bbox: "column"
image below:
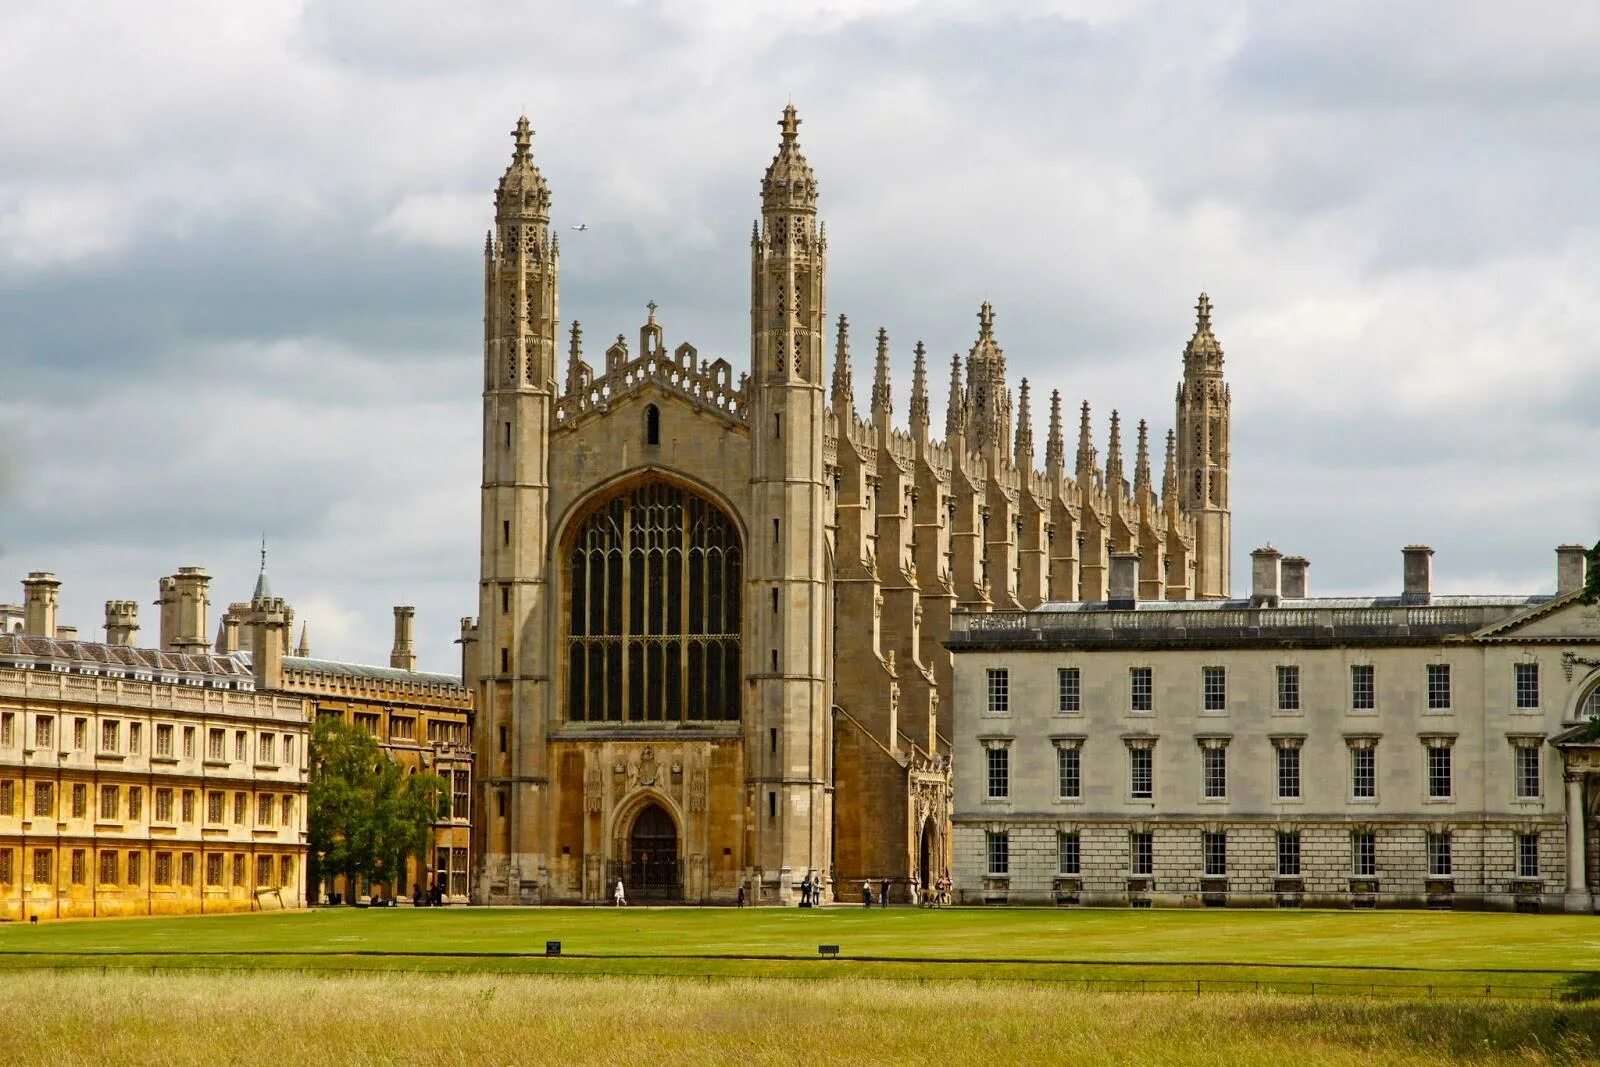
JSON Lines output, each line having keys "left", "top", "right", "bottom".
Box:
{"left": 1567, "top": 771, "right": 1590, "bottom": 910}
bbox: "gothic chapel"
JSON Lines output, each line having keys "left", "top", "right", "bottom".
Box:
{"left": 465, "top": 108, "right": 1232, "bottom": 904}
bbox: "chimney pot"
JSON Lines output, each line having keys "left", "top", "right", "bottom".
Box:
{"left": 391, "top": 605, "right": 418, "bottom": 671}
{"left": 1250, "top": 546, "right": 1282, "bottom": 608}
{"left": 21, "top": 572, "right": 61, "bottom": 638}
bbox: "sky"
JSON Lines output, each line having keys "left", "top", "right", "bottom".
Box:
{"left": 1, "top": 1, "right": 1597, "bottom": 673}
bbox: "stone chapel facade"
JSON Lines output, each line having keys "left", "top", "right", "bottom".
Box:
{"left": 465, "top": 108, "right": 1232, "bottom": 904}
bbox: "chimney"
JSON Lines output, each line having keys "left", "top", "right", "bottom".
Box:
{"left": 390, "top": 605, "right": 417, "bottom": 671}
{"left": 1108, "top": 553, "right": 1140, "bottom": 609}
{"left": 21, "top": 572, "right": 60, "bottom": 638}
{"left": 105, "top": 600, "right": 140, "bottom": 647}
{"left": 1556, "top": 544, "right": 1588, "bottom": 596}
{"left": 1250, "top": 547, "right": 1282, "bottom": 608}
{"left": 1280, "top": 556, "right": 1309, "bottom": 599}
{"left": 1402, "top": 545, "right": 1433, "bottom": 604}
{"left": 458, "top": 616, "right": 480, "bottom": 691}
{"left": 54, "top": 625, "right": 78, "bottom": 641}
{"left": 246, "top": 597, "right": 287, "bottom": 690}
{"left": 216, "top": 608, "right": 243, "bottom": 654}
{"left": 157, "top": 567, "right": 212, "bottom": 654}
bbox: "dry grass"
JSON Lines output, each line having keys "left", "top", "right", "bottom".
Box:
{"left": 5, "top": 971, "right": 1598, "bottom": 1066}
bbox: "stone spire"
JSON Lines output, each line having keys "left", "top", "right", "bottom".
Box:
{"left": 1184, "top": 291, "right": 1225, "bottom": 376}
{"left": 1045, "top": 389, "right": 1065, "bottom": 476}
{"left": 908, "top": 341, "right": 930, "bottom": 433}
{"left": 1075, "top": 402, "right": 1095, "bottom": 478}
{"left": 1162, "top": 428, "right": 1178, "bottom": 501}
{"left": 870, "top": 327, "right": 892, "bottom": 423}
{"left": 1014, "top": 378, "right": 1035, "bottom": 468}
{"left": 252, "top": 537, "right": 272, "bottom": 602}
{"left": 831, "top": 314, "right": 853, "bottom": 415}
{"left": 1134, "top": 419, "right": 1152, "bottom": 498}
{"left": 495, "top": 115, "right": 551, "bottom": 224}
{"left": 565, "top": 320, "right": 585, "bottom": 394}
{"left": 1105, "top": 410, "right": 1125, "bottom": 494}
{"left": 761, "top": 104, "right": 818, "bottom": 214}
{"left": 964, "top": 301, "right": 1011, "bottom": 455}
{"left": 295, "top": 621, "right": 310, "bottom": 658}
{"left": 944, "top": 353, "right": 966, "bottom": 440}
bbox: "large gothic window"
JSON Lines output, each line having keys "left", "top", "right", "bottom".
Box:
{"left": 566, "top": 482, "right": 742, "bottom": 723}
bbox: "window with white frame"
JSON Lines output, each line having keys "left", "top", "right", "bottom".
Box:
{"left": 1058, "top": 831, "right": 1080, "bottom": 876}
{"left": 986, "top": 746, "right": 1010, "bottom": 800}
{"left": 1056, "top": 742, "right": 1081, "bottom": 800}
{"left": 1057, "top": 667, "right": 1081, "bottom": 713}
{"left": 1517, "top": 833, "right": 1539, "bottom": 879}
{"left": 1350, "top": 741, "right": 1377, "bottom": 799}
{"left": 986, "top": 831, "right": 1009, "bottom": 876}
{"left": 1275, "top": 740, "right": 1302, "bottom": 799}
{"left": 1426, "top": 664, "right": 1451, "bottom": 710}
{"left": 1585, "top": 687, "right": 1600, "bottom": 719}
{"left": 1350, "top": 664, "right": 1375, "bottom": 711}
{"left": 1427, "top": 831, "right": 1452, "bottom": 876}
{"left": 1202, "top": 831, "right": 1227, "bottom": 876}
{"left": 1426, "top": 739, "right": 1454, "bottom": 799}
{"left": 1129, "top": 667, "right": 1153, "bottom": 712}
{"left": 1201, "top": 741, "right": 1227, "bottom": 799}
{"left": 1276, "top": 666, "right": 1300, "bottom": 712}
{"left": 1514, "top": 742, "right": 1541, "bottom": 799}
{"left": 1352, "top": 830, "right": 1376, "bottom": 877}
{"left": 1128, "top": 743, "right": 1154, "bottom": 799}
{"left": 1130, "top": 831, "right": 1153, "bottom": 876}
{"left": 1277, "top": 830, "right": 1301, "bottom": 877}
{"left": 1202, "top": 666, "right": 1226, "bottom": 712}
{"left": 986, "top": 669, "right": 1009, "bottom": 714}
{"left": 1514, "top": 663, "right": 1539, "bottom": 710}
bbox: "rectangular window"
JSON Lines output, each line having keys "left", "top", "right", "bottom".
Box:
{"left": 1276, "top": 745, "right": 1301, "bottom": 799}
{"left": 1352, "top": 831, "right": 1376, "bottom": 877}
{"left": 233, "top": 853, "right": 246, "bottom": 887}
{"left": 1203, "top": 831, "right": 1227, "bottom": 877}
{"left": 1515, "top": 746, "right": 1541, "bottom": 799}
{"left": 281, "top": 795, "right": 293, "bottom": 826}
{"left": 1517, "top": 833, "right": 1539, "bottom": 879}
{"left": 1131, "top": 831, "right": 1153, "bottom": 876}
{"left": 1352, "top": 746, "right": 1376, "bottom": 799}
{"left": 0, "top": 849, "right": 10, "bottom": 884}
{"left": 1426, "top": 664, "right": 1451, "bottom": 710}
{"left": 258, "top": 732, "right": 275, "bottom": 763}
{"left": 71, "top": 783, "right": 87, "bottom": 818}
{"left": 1057, "top": 668, "right": 1081, "bottom": 713}
{"left": 100, "top": 784, "right": 118, "bottom": 821}
{"left": 33, "top": 782, "right": 53, "bottom": 818}
{"left": 282, "top": 735, "right": 294, "bottom": 764}
{"left": 208, "top": 728, "right": 226, "bottom": 761}
{"left": 1058, "top": 831, "right": 1081, "bottom": 876}
{"left": 1202, "top": 746, "right": 1227, "bottom": 799}
{"left": 35, "top": 714, "right": 54, "bottom": 749}
{"left": 452, "top": 770, "right": 470, "bottom": 820}
{"left": 155, "top": 723, "right": 173, "bottom": 757}
{"left": 206, "top": 852, "right": 224, "bottom": 886}
{"left": 127, "top": 787, "right": 142, "bottom": 821}
{"left": 234, "top": 792, "right": 247, "bottom": 825}
{"left": 70, "top": 848, "right": 86, "bottom": 885}
{"left": 986, "top": 831, "right": 1009, "bottom": 876}
{"left": 207, "top": 791, "right": 224, "bottom": 824}
{"left": 127, "top": 851, "right": 142, "bottom": 886}
{"left": 986, "top": 747, "right": 1010, "bottom": 799}
{"left": 450, "top": 848, "right": 469, "bottom": 898}
{"left": 73, "top": 718, "right": 87, "bottom": 750}
{"left": 1202, "top": 666, "right": 1226, "bottom": 712}
{"left": 154, "top": 851, "right": 172, "bottom": 886}
{"left": 1129, "top": 667, "right": 1153, "bottom": 712}
{"left": 0, "top": 780, "right": 12, "bottom": 817}
{"left": 180, "top": 852, "right": 195, "bottom": 887}
{"left": 986, "top": 669, "right": 1009, "bottom": 714}
{"left": 0, "top": 711, "right": 11, "bottom": 747}
{"left": 280, "top": 855, "right": 293, "bottom": 888}
{"left": 128, "top": 722, "right": 141, "bottom": 754}
{"left": 1276, "top": 666, "right": 1300, "bottom": 711}
{"left": 1428, "top": 745, "right": 1453, "bottom": 799}
{"left": 154, "top": 788, "right": 173, "bottom": 823}
{"left": 235, "top": 731, "right": 247, "bottom": 761}
{"left": 1057, "top": 746, "right": 1081, "bottom": 800}
{"left": 391, "top": 717, "right": 415, "bottom": 742}
{"left": 1350, "top": 664, "right": 1375, "bottom": 711}
{"left": 1277, "top": 831, "right": 1301, "bottom": 877}
{"left": 258, "top": 793, "right": 274, "bottom": 826}
{"left": 180, "top": 789, "right": 195, "bottom": 823}
{"left": 33, "top": 848, "right": 53, "bottom": 885}
{"left": 182, "top": 726, "right": 196, "bottom": 759}
{"left": 1130, "top": 747, "right": 1153, "bottom": 799}
{"left": 102, "top": 719, "right": 121, "bottom": 753}
{"left": 1428, "top": 831, "right": 1452, "bottom": 877}
{"left": 98, "top": 850, "right": 118, "bottom": 885}
{"left": 1514, "top": 663, "right": 1539, "bottom": 709}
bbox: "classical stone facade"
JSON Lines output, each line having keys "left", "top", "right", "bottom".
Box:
{"left": 468, "top": 109, "right": 1231, "bottom": 904}
{"left": 0, "top": 572, "right": 309, "bottom": 920}
{"left": 950, "top": 544, "right": 1600, "bottom": 911}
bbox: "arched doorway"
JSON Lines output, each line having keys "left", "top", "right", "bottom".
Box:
{"left": 627, "top": 803, "right": 681, "bottom": 901}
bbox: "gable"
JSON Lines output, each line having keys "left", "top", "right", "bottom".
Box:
{"left": 1474, "top": 593, "right": 1600, "bottom": 642}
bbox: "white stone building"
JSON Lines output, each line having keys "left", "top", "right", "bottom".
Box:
{"left": 949, "top": 544, "right": 1600, "bottom": 911}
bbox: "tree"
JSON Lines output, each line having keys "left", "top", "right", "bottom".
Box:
{"left": 1582, "top": 538, "right": 1600, "bottom": 606}
{"left": 307, "top": 715, "right": 449, "bottom": 903}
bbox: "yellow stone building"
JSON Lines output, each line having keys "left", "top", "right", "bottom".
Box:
{"left": 467, "top": 108, "right": 1231, "bottom": 904}
{"left": 0, "top": 571, "right": 309, "bottom": 920}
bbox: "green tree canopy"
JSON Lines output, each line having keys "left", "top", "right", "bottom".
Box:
{"left": 1582, "top": 538, "right": 1600, "bottom": 605}
{"left": 308, "top": 715, "right": 449, "bottom": 901}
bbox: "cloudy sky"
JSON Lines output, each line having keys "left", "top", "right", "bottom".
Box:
{"left": 2, "top": 1, "right": 1597, "bottom": 672}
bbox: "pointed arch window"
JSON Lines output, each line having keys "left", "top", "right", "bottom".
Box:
{"left": 645, "top": 405, "right": 661, "bottom": 446}
{"left": 566, "top": 482, "right": 742, "bottom": 723}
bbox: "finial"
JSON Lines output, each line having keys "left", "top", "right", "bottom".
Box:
{"left": 511, "top": 116, "right": 533, "bottom": 164}
{"left": 909, "top": 341, "right": 929, "bottom": 429}
{"left": 259, "top": 535, "right": 267, "bottom": 577}
{"left": 484, "top": 230, "right": 494, "bottom": 256}
{"left": 1075, "top": 401, "right": 1095, "bottom": 477}
{"left": 831, "top": 314, "right": 853, "bottom": 413}
{"left": 779, "top": 104, "right": 800, "bottom": 143}
{"left": 871, "top": 327, "right": 892, "bottom": 419}
{"left": 1197, "top": 291, "right": 1212, "bottom": 330}
{"left": 1045, "top": 389, "right": 1064, "bottom": 472}
{"left": 1162, "top": 427, "right": 1178, "bottom": 499}
{"left": 944, "top": 352, "right": 965, "bottom": 439}
{"left": 1134, "top": 418, "right": 1152, "bottom": 497}
{"left": 977, "top": 301, "right": 995, "bottom": 339}
{"left": 1014, "top": 378, "right": 1034, "bottom": 462}
{"left": 646, "top": 300, "right": 658, "bottom": 324}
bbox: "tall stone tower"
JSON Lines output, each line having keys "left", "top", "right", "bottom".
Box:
{"left": 476, "top": 116, "right": 559, "bottom": 898}
{"left": 746, "top": 105, "right": 833, "bottom": 896}
{"left": 1175, "top": 292, "right": 1231, "bottom": 599}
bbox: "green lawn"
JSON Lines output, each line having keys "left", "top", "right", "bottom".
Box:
{"left": 2, "top": 906, "right": 1597, "bottom": 998}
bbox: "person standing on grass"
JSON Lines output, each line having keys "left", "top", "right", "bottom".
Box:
{"left": 880, "top": 877, "right": 890, "bottom": 907}
{"left": 863, "top": 881, "right": 873, "bottom": 907}
{"left": 737, "top": 884, "right": 746, "bottom": 908}
{"left": 614, "top": 878, "right": 627, "bottom": 906}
